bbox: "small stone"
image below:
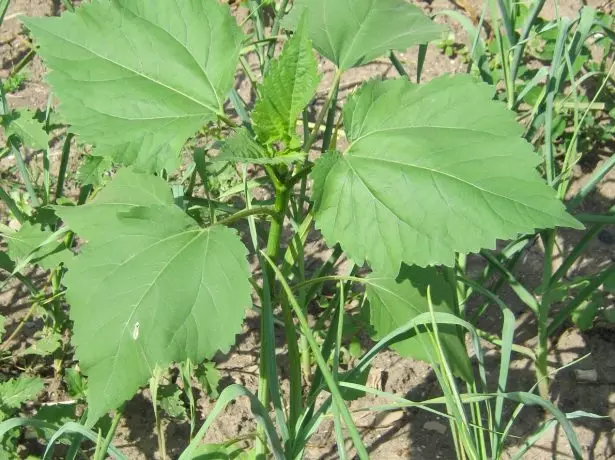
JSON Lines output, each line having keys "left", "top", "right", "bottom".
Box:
{"left": 574, "top": 369, "right": 598, "bottom": 382}
{"left": 377, "top": 411, "right": 404, "bottom": 427}
{"left": 423, "top": 420, "right": 447, "bottom": 434}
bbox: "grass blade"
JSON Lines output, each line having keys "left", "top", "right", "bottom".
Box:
{"left": 179, "top": 384, "right": 284, "bottom": 460}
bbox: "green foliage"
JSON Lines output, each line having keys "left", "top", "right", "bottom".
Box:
{"left": 252, "top": 15, "right": 320, "bottom": 146}
{"left": 284, "top": 0, "right": 446, "bottom": 70}
{"left": 366, "top": 265, "right": 473, "bottom": 382}
{"left": 3, "top": 0, "right": 610, "bottom": 458}
{"left": 217, "top": 128, "right": 305, "bottom": 165}
{"left": 312, "top": 76, "right": 581, "bottom": 273}
{"left": 5, "top": 221, "right": 70, "bottom": 270}
{"left": 24, "top": 0, "right": 244, "bottom": 173}
{"left": 192, "top": 442, "right": 253, "bottom": 460}
{"left": 1, "top": 109, "right": 48, "bottom": 151}
{"left": 77, "top": 155, "right": 112, "bottom": 186}
{"left": 0, "top": 377, "right": 44, "bottom": 419}
{"left": 18, "top": 331, "right": 62, "bottom": 357}
{"left": 55, "top": 169, "right": 251, "bottom": 423}
{"left": 158, "top": 384, "right": 187, "bottom": 419}
{"left": 2, "top": 72, "right": 27, "bottom": 94}
{"left": 195, "top": 362, "right": 221, "bottom": 399}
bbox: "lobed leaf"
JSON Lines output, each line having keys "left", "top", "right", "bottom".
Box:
{"left": 366, "top": 265, "right": 473, "bottom": 382}
{"left": 252, "top": 15, "right": 320, "bottom": 145}
{"left": 76, "top": 155, "right": 112, "bottom": 187}
{"left": 0, "top": 377, "right": 44, "bottom": 410}
{"left": 216, "top": 128, "right": 305, "bottom": 165}
{"left": 5, "top": 221, "right": 71, "bottom": 270}
{"left": 1, "top": 109, "right": 48, "bottom": 151}
{"left": 24, "top": 0, "right": 244, "bottom": 173}
{"left": 312, "top": 76, "right": 582, "bottom": 273}
{"left": 56, "top": 169, "right": 251, "bottom": 423}
{"left": 284, "top": 0, "right": 446, "bottom": 70}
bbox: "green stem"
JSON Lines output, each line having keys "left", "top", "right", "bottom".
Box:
{"left": 55, "top": 133, "right": 74, "bottom": 201}
{"left": 389, "top": 51, "right": 408, "bottom": 78}
{"left": 262, "top": 253, "right": 369, "bottom": 459}
{"left": 510, "top": 0, "right": 546, "bottom": 87}
{"left": 0, "top": 302, "right": 38, "bottom": 350}
{"left": 536, "top": 231, "right": 555, "bottom": 400}
{"left": 215, "top": 206, "right": 278, "bottom": 227}
{"left": 0, "top": 183, "right": 26, "bottom": 224}
{"left": 266, "top": 0, "right": 290, "bottom": 64}
{"left": 321, "top": 77, "right": 340, "bottom": 153}
{"left": 257, "top": 181, "right": 291, "bottom": 458}
{"left": 548, "top": 264, "right": 615, "bottom": 336}
{"left": 304, "top": 70, "right": 342, "bottom": 152}
{"left": 10, "top": 141, "right": 40, "bottom": 208}
{"left": 94, "top": 408, "right": 123, "bottom": 460}
{"left": 569, "top": 154, "right": 615, "bottom": 209}
{"left": 293, "top": 275, "right": 366, "bottom": 292}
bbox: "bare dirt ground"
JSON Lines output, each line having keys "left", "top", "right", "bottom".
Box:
{"left": 1, "top": 0, "right": 614, "bottom": 459}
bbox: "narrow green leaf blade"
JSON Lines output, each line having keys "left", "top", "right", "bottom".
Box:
{"left": 312, "top": 76, "right": 582, "bottom": 273}
{"left": 56, "top": 169, "right": 251, "bottom": 423}
{"left": 1, "top": 109, "right": 48, "bottom": 151}
{"left": 284, "top": 0, "right": 446, "bottom": 70}
{"left": 366, "top": 265, "right": 473, "bottom": 382}
{"left": 24, "top": 0, "right": 244, "bottom": 173}
{"left": 252, "top": 15, "right": 320, "bottom": 144}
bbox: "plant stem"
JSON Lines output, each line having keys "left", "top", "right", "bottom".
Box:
{"left": 55, "top": 133, "right": 74, "bottom": 201}
{"left": 0, "top": 302, "right": 39, "bottom": 350}
{"left": 10, "top": 141, "right": 40, "bottom": 209}
{"left": 266, "top": 0, "right": 290, "bottom": 64}
{"left": 536, "top": 231, "right": 555, "bottom": 400}
{"left": 0, "top": 183, "right": 26, "bottom": 224}
{"left": 304, "top": 70, "right": 342, "bottom": 152}
{"left": 257, "top": 180, "right": 291, "bottom": 458}
{"left": 215, "top": 206, "right": 278, "bottom": 227}
{"left": 94, "top": 408, "right": 123, "bottom": 460}
{"left": 510, "top": 0, "right": 546, "bottom": 87}
{"left": 389, "top": 51, "right": 408, "bottom": 78}
{"left": 262, "top": 253, "right": 369, "bottom": 459}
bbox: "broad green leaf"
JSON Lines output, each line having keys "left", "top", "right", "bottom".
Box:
{"left": 158, "top": 384, "right": 187, "bottom": 419}
{"left": 366, "top": 265, "right": 473, "bottom": 382}
{"left": 252, "top": 15, "right": 320, "bottom": 144}
{"left": 0, "top": 315, "right": 4, "bottom": 337}
{"left": 216, "top": 128, "right": 305, "bottom": 165}
{"left": 18, "top": 332, "right": 62, "bottom": 357}
{"left": 284, "top": 0, "right": 446, "bottom": 70}
{"left": 77, "top": 155, "right": 112, "bottom": 186}
{"left": 312, "top": 76, "right": 582, "bottom": 273}
{"left": 64, "top": 368, "right": 86, "bottom": 399}
{"left": 195, "top": 362, "right": 221, "bottom": 399}
{"left": 1, "top": 109, "right": 48, "bottom": 151}
{"left": 571, "top": 299, "right": 599, "bottom": 331}
{"left": 56, "top": 169, "right": 251, "bottom": 423}
{"left": 24, "top": 0, "right": 244, "bottom": 173}
{"left": 5, "top": 222, "right": 70, "bottom": 271}
{"left": 0, "top": 377, "right": 44, "bottom": 410}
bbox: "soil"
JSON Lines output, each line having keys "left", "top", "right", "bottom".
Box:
{"left": 1, "top": 0, "right": 615, "bottom": 459}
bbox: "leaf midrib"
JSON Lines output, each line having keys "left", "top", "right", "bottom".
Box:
{"left": 98, "top": 228, "right": 205, "bottom": 399}
{"left": 36, "top": 24, "right": 221, "bottom": 117}
{"left": 346, "top": 154, "right": 565, "bottom": 222}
